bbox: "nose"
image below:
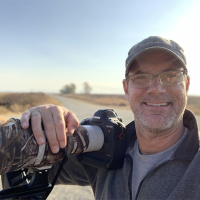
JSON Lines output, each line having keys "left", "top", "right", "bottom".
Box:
{"left": 146, "top": 76, "right": 166, "bottom": 95}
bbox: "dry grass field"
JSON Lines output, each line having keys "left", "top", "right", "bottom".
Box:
{"left": 0, "top": 93, "right": 61, "bottom": 125}
{"left": 186, "top": 95, "right": 200, "bottom": 115}
{"left": 0, "top": 92, "right": 61, "bottom": 113}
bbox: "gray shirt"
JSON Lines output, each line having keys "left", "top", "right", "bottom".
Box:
{"left": 131, "top": 128, "right": 189, "bottom": 199}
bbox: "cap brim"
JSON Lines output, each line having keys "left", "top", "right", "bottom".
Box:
{"left": 125, "top": 47, "right": 187, "bottom": 77}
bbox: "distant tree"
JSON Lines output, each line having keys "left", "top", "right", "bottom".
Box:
{"left": 60, "top": 83, "right": 76, "bottom": 94}
{"left": 83, "top": 82, "right": 92, "bottom": 94}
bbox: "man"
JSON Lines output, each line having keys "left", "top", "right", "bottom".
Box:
{"left": 20, "top": 36, "right": 200, "bottom": 199}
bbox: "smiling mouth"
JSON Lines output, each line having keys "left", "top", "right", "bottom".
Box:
{"left": 145, "top": 102, "right": 170, "bottom": 107}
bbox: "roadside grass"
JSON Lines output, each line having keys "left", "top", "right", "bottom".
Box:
{"left": 0, "top": 92, "right": 61, "bottom": 120}
{"left": 187, "top": 96, "right": 200, "bottom": 115}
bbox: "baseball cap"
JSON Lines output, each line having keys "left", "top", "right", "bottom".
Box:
{"left": 125, "top": 36, "right": 187, "bottom": 77}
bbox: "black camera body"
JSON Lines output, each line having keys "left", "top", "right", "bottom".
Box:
{"left": 79, "top": 109, "right": 126, "bottom": 170}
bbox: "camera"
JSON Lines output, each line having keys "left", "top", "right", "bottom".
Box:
{"left": 0, "top": 109, "right": 126, "bottom": 199}
{"left": 77, "top": 109, "right": 126, "bottom": 170}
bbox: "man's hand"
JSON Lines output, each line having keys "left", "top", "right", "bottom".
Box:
{"left": 20, "top": 105, "right": 79, "bottom": 153}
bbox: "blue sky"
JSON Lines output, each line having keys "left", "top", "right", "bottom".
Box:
{"left": 1, "top": 0, "right": 200, "bottom": 94}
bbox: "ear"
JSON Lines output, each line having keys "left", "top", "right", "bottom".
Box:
{"left": 123, "top": 79, "right": 129, "bottom": 101}
{"left": 186, "top": 75, "right": 190, "bottom": 93}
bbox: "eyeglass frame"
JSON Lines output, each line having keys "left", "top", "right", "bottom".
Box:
{"left": 125, "top": 69, "right": 187, "bottom": 89}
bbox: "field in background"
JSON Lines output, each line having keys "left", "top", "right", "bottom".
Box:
{"left": 1, "top": 93, "right": 200, "bottom": 117}
{"left": 186, "top": 96, "right": 200, "bottom": 115}
{"left": 0, "top": 93, "right": 61, "bottom": 120}
{"left": 63, "top": 94, "right": 200, "bottom": 115}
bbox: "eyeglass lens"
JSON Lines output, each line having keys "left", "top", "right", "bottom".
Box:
{"left": 127, "top": 71, "right": 184, "bottom": 88}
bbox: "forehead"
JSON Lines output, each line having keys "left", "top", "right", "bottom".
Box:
{"left": 129, "top": 49, "right": 184, "bottom": 74}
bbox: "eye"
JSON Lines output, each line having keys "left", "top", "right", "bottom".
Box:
{"left": 165, "top": 72, "right": 178, "bottom": 77}
{"left": 162, "top": 71, "right": 182, "bottom": 79}
{"left": 134, "top": 75, "right": 147, "bottom": 80}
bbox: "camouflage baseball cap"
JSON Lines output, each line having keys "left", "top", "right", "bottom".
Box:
{"left": 125, "top": 36, "right": 187, "bottom": 77}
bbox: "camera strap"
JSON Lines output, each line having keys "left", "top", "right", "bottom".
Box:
{"left": 45, "top": 148, "right": 68, "bottom": 199}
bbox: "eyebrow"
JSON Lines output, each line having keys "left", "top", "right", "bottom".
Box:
{"left": 133, "top": 70, "right": 148, "bottom": 74}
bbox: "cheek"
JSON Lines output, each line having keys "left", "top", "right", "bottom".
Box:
{"left": 127, "top": 87, "right": 144, "bottom": 107}
{"left": 166, "top": 84, "right": 187, "bottom": 106}
{"left": 174, "top": 83, "right": 187, "bottom": 96}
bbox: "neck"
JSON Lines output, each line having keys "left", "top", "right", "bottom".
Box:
{"left": 135, "top": 121, "right": 185, "bottom": 155}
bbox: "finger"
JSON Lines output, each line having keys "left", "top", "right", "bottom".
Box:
{"left": 41, "top": 105, "right": 60, "bottom": 153}
{"left": 30, "top": 108, "right": 46, "bottom": 146}
{"left": 64, "top": 110, "right": 79, "bottom": 135}
{"left": 51, "top": 106, "right": 66, "bottom": 148}
{"left": 20, "top": 110, "right": 31, "bottom": 129}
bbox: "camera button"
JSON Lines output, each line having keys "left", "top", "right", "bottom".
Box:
{"left": 119, "top": 133, "right": 125, "bottom": 140}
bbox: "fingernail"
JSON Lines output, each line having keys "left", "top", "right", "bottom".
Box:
{"left": 22, "top": 122, "right": 27, "bottom": 127}
{"left": 60, "top": 142, "right": 65, "bottom": 148}
{"left": 38, "top": 137, "right": 45, "bottom": 145}
{"left": 52, "top": 146, "right": 59, "bottom": 153}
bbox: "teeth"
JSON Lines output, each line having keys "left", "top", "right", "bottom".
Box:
{"left": 146, "top": 103, "right": 168, "bottom": 106}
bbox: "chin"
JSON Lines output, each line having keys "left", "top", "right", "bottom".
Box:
{"left": 143, "top": 124, "right": 172, "bottom": 134}
{"left": 138, "top": 116, "right": 175, "bottom": 134}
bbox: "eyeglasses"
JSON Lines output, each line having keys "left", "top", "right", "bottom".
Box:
{"left": 126, "top": 70, "right": 186, "bottom": 88}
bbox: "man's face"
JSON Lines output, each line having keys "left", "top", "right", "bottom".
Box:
{"left": 123, "top": 49, "right": 190, "bottom": 137}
